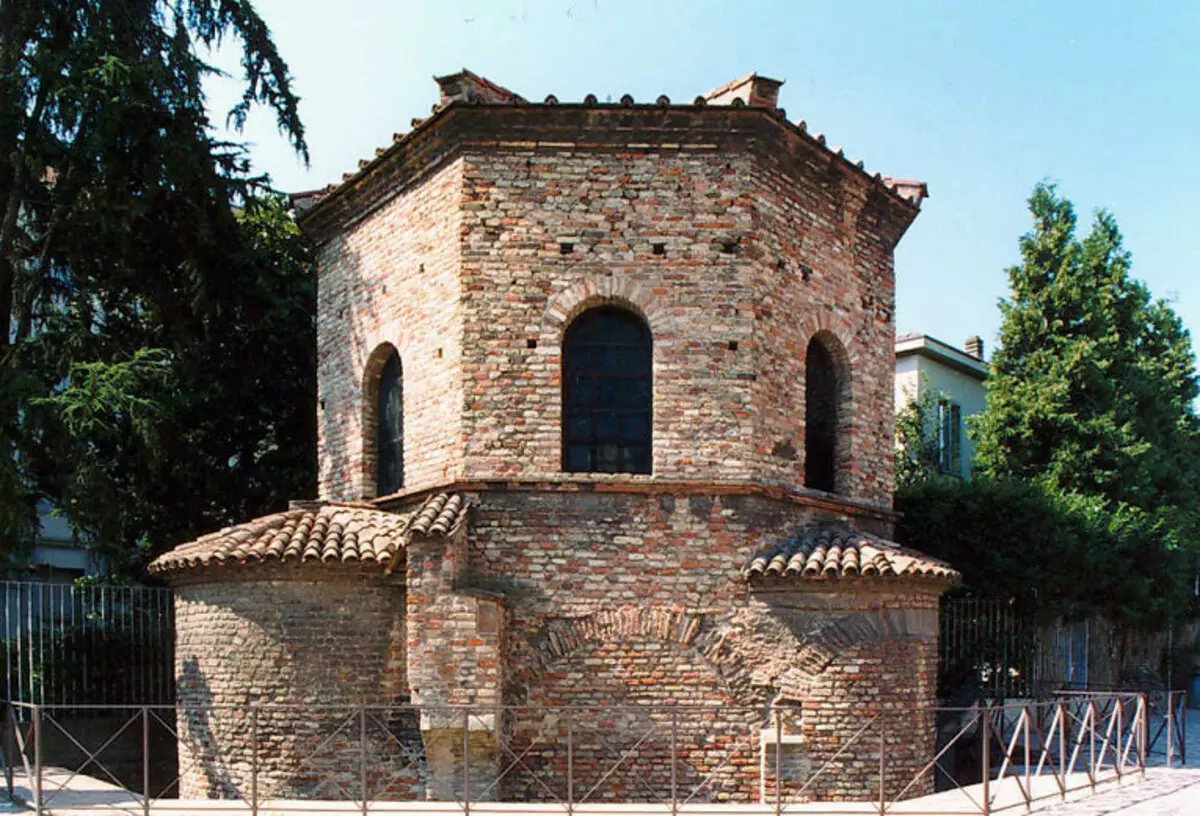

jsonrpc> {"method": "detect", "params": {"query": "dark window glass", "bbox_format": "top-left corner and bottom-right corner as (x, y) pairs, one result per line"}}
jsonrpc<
(376, 351), (404, 496)
(937, 400), (962, 475)
(563, 307), (652, 474)
(804, 338), (838, 492)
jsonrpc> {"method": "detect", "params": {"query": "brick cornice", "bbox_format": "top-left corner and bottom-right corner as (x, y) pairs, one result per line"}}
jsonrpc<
(375, 475), (897, 524)
(297, 103), (921, 246)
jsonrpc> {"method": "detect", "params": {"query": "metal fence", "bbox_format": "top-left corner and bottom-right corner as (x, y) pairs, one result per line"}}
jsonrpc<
(1, 582), (175, 708)
(0, 691), (1183, 815)
(941, 596), (1040, 699)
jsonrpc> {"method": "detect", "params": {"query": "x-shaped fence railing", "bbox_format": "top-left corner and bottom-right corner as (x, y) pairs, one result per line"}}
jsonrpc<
(1, 692), (1186, 816)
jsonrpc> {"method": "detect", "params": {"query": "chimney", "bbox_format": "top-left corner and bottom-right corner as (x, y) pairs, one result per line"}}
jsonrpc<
(704, 73), (784, 109)
(964, 336), (984, 360)
(433, 69), (525, 107)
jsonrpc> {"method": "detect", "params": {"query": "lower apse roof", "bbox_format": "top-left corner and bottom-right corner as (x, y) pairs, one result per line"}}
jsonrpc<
(148, 492), (468, 575)
(744, 525), (960, 584)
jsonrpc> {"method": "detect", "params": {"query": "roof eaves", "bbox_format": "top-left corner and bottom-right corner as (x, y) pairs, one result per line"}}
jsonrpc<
(299, 101), (923, 229)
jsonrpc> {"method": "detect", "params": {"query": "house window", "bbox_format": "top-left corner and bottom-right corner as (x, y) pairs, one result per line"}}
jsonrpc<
(937, 399), (962, 475)
(563, 306), (652, 474)
(376, 350), (404, 496)
(804, 337), (839, 492)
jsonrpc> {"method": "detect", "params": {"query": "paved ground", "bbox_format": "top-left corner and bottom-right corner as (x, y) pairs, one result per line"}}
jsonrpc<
(1031, 768), (1200, 815)
(1028, 708), (1200, 815)
(4, 708), (1197, 815)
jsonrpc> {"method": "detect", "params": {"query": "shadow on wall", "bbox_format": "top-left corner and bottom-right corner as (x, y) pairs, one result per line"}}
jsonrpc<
(179, 657), (237, 798)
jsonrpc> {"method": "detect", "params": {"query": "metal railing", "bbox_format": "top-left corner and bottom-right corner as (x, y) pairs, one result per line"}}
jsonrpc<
(941, 597), (1040, 699)
(2, 581), (175, 708)
(1, 691), (1183, 815)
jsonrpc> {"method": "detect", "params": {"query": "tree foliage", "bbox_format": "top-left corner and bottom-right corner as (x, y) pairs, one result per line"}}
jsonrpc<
(898, 182), (1200, 629)
(0, 1), (315, 572)
(973, 183), (1200, 512)
(894, 380), (946, 489)
(897, 477), (1194, 627)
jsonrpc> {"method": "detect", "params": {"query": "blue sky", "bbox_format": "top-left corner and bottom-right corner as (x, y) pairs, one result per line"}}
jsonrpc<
(206, 0), (1200, 359)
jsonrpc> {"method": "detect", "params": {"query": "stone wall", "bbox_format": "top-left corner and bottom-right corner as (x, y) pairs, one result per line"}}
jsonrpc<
(171, 564), (414, 800)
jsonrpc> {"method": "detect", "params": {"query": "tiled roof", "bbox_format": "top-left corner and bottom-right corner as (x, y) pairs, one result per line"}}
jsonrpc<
(149, 493), (469, 575)
(744, 526), (959, 584)
(297, 70), (926, 223)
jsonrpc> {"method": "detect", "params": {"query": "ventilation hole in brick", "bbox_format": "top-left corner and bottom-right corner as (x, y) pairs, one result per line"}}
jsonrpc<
(527, 339), (538, 350)
(560, 243), (574, 255)
(721, 241), (739, 255)
(418, 263), (424, 274)
(728, 341), (739, 351)
(436, 348), (443, 359)
(652, 243), (666, 256)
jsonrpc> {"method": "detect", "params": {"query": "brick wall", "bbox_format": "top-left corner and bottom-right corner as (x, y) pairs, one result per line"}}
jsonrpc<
(465, 487), (941, 802)
(315, 159), (466, 501)
(171, 565), (415, 800)
(309, 106), (916, 512)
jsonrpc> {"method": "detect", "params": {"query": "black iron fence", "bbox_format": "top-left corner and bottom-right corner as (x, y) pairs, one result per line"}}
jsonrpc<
(0, 691), (1184, 815)
(940, 596), (1040, 700)
(2, 582), (175, 708)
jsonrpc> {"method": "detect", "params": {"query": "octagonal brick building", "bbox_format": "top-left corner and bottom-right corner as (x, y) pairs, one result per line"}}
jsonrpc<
(151, 70), (959, 804)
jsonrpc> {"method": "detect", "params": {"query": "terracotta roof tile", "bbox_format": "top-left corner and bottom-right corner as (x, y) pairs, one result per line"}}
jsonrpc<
(744, 526), (959, 584)
(149, 492), (469, 575)
(300, 72), (924, 230)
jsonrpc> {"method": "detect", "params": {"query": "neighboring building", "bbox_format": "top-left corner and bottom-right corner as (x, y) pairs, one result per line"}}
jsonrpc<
(151, 70), (959, 804)
(5, 502), (98, 582)
(894, 333), (988, 479)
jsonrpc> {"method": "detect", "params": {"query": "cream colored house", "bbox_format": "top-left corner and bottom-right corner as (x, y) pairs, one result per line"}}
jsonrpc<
(894, 333), (988, 478)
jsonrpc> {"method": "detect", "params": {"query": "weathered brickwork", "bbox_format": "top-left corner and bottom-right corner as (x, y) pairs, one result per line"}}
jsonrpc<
(158, 71), (951, 807)
(311, 102), (918, 511)
(316, 159), (466, 501)
(170, 565), (412, 800)
(464, 487), (943, 802)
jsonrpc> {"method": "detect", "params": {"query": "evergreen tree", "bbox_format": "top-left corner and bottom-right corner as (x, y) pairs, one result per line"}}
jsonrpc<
(968, 182), (1200, 625)
(974, 183), (1200, 511)
(0, 1), (314, 570)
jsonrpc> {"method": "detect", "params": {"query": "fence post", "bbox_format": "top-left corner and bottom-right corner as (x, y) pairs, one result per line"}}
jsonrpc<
(32, 704), (41, 816)
(1057, 701), (1066, 800)
(878, 721), (886, 816)
(1181, 693), (1188, 766)
(566, 711), (573, 816)
(1114, 699), (1123, 783)
(142, 706), (150, 816)
(670, 712), (678, 816)
(250, 704), (258, 816)
(462, 708), (471, 816)
(1023, 705), (1031, 812)
(1088, 700), (1096, 792)
(360, 705), (368, 816)
(774, 707), (782, 816)
(981, 705), (990, 816)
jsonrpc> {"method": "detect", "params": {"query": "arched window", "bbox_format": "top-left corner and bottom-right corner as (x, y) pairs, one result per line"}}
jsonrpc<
(563, 306), (652, 474)
(375, 350), (404, 496)
(804, 337), (839, 492)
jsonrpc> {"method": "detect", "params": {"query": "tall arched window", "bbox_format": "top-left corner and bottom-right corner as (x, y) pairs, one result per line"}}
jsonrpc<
(563, 306), (652, 474)
(804, 337), (839, 492)
(375, 350), (404, 496)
